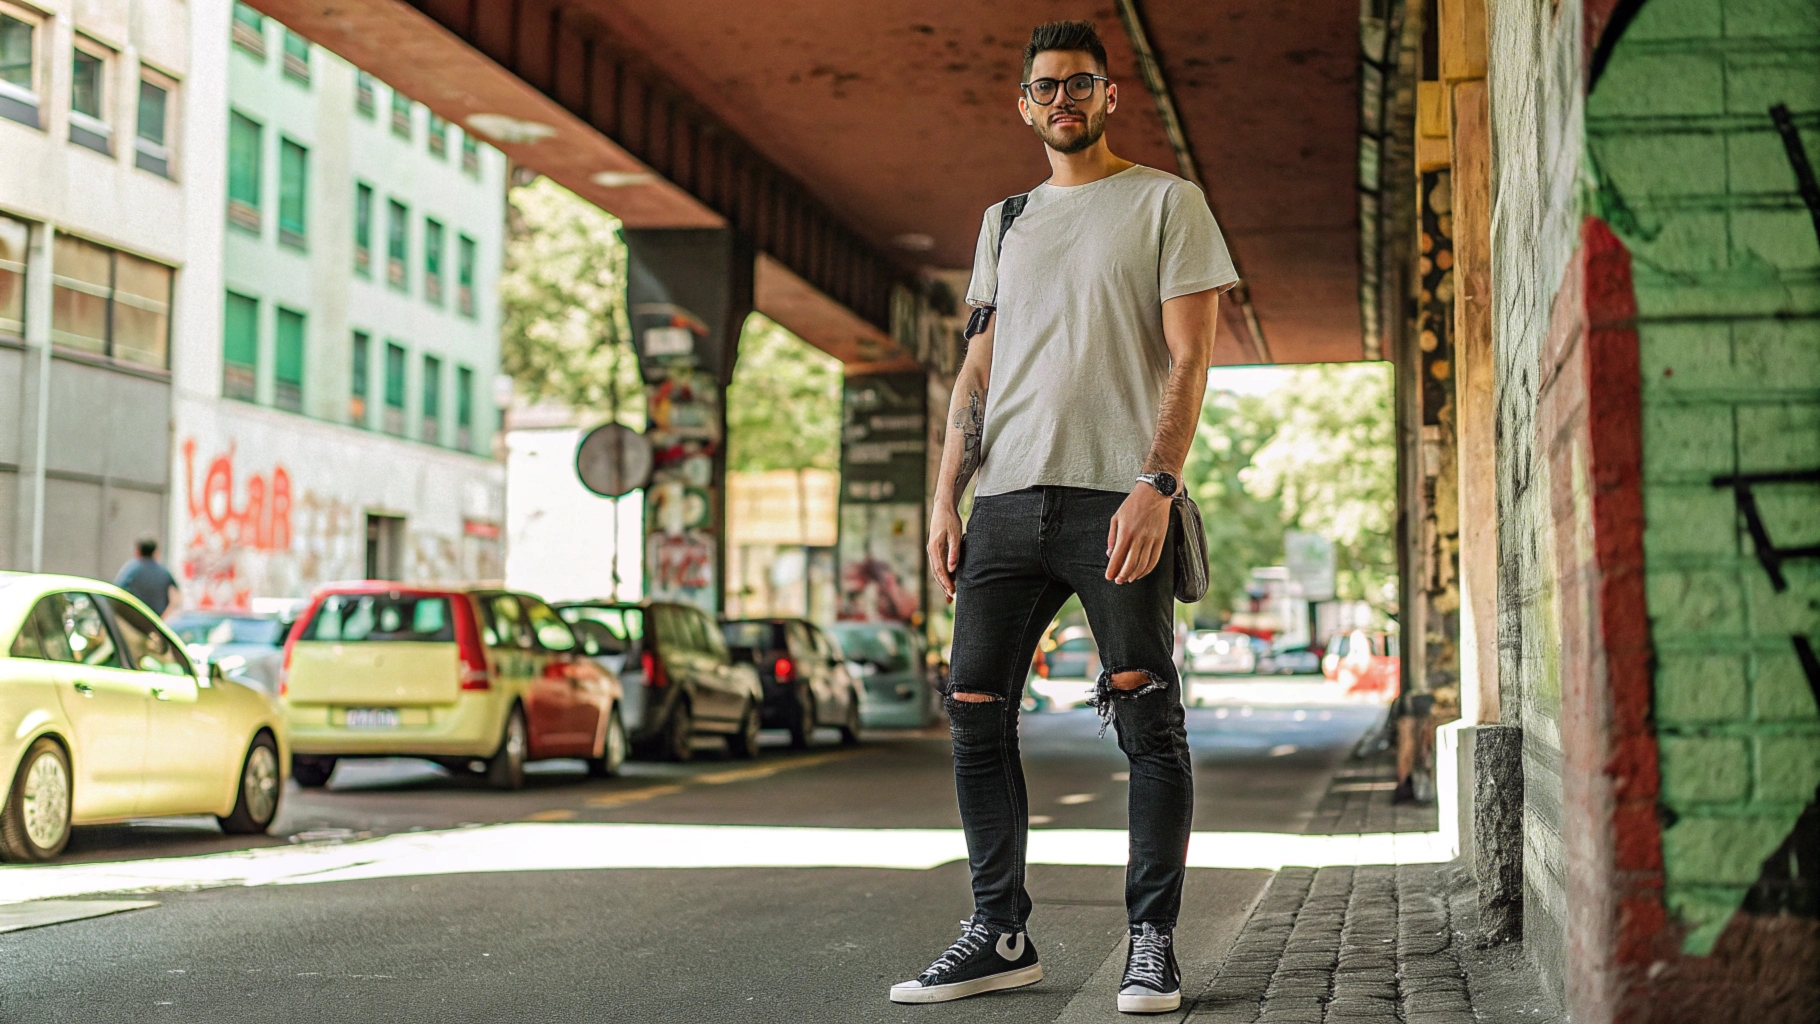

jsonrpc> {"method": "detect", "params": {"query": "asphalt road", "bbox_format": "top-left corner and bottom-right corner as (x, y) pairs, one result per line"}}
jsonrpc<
(1, 677), (1385, 1023)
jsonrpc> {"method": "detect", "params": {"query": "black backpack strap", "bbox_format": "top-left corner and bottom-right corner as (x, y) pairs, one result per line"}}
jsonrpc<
(963, 193), (1030, 340)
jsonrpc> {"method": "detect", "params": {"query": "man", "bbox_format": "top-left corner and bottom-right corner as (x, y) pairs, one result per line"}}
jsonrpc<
(115, 538), (181, 617)
(889, 20), (1235, 1015)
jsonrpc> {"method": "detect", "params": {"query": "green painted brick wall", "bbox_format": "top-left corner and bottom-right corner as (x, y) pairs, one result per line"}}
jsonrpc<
(1588, 0), (1820, 956)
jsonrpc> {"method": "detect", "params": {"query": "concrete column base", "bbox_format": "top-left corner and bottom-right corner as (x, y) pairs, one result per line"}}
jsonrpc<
(1436, 721), (1524, 945)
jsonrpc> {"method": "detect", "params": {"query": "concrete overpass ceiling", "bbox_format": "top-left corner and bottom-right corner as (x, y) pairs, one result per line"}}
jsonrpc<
(257, 1), (1362, 366)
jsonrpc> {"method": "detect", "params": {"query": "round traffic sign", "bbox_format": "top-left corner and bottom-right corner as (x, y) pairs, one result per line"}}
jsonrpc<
(575, 422), (654, 498)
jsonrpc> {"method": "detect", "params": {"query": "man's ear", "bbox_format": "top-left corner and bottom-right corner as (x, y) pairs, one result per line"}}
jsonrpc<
(1106, 82), (1118, 114)
(1018, 94), (1033, 126)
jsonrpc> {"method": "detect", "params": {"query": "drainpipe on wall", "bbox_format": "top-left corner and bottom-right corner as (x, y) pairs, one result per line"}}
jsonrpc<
(25, 221), (54, 573)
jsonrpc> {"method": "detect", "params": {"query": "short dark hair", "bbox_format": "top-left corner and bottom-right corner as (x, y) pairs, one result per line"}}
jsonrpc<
(137, 538), (159, 557)
(1022, 20), (1108, 81)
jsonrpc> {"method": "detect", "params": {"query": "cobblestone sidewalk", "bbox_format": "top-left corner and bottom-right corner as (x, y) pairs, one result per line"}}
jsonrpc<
(1185, 746), (1561, 1024)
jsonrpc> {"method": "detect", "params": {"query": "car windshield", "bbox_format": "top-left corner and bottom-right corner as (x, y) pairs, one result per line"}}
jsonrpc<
(168, 614), (287, 646)
(558, 605), (643, 642)
(722, 621), (782, 651)
(303, 593), (454, 642)
(830, 625), (910, 670)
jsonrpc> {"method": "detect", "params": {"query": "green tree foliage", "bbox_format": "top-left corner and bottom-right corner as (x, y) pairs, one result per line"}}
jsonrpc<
(1183, 362), (1398, 620)
(725, 315), (843, 473)
(1246, 364), (1398, 609)
(1183, 391), (1282, 623)
(499, 177), (642, 419)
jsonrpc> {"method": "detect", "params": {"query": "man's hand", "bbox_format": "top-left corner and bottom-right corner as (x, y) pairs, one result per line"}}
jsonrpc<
(929, 504), (965, 601)
(1106, 485), (1172, 584)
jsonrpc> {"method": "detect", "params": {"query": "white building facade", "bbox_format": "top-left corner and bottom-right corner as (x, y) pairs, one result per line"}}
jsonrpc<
(174, 4), (508, 607)
(1, 0), (226, 580)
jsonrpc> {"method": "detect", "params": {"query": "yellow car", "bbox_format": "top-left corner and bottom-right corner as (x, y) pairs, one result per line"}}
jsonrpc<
(282, 583), (623, 790)
(0, 573), (289, 862)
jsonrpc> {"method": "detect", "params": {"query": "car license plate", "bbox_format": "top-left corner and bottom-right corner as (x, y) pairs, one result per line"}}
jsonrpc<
(344, 707), (400, 729)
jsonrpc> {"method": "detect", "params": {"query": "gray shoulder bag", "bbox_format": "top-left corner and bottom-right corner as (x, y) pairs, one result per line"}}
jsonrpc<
(965, 192), (1212, 605)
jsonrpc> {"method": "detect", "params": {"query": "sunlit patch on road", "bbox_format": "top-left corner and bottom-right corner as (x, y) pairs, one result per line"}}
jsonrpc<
(0, 821), (1450, 904)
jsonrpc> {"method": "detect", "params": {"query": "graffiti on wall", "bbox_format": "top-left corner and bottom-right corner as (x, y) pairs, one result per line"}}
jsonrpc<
(181, 438), (294, 608)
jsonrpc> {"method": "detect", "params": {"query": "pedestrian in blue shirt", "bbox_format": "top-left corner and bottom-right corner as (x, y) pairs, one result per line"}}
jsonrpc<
(114, 538), (181, 617)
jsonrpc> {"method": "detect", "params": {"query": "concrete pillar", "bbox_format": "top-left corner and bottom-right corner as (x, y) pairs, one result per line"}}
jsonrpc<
(622, 228), (754, 615)
(837, 372), (927, 626)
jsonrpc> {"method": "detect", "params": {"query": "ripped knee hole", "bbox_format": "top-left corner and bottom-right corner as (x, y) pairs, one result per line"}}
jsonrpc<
(949, 691), (999, 703)
(1109, 670), (1154, 692)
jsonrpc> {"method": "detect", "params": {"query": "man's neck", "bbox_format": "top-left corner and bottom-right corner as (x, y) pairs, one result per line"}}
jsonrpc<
(1043, 139), (1133, 188)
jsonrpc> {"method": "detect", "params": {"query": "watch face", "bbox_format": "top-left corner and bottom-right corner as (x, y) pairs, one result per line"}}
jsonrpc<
(1145, 473), (1178, 496)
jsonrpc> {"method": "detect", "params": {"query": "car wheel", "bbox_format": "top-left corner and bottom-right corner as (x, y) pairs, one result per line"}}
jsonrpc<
(839, 692), (863, 747)
(0, 738), (72, 863)
(660, 699), (694, 763)
(588, 712), (628, 778)
(218, 734), (282, 835)
(486, 706), (528, 791)
(787, 688), (816, 750)
(291, 755), (337, 788)
(726, 701), (762, 760)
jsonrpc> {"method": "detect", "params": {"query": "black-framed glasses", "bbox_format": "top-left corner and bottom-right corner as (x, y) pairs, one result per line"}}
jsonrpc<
(1020, 73), (1108, 106)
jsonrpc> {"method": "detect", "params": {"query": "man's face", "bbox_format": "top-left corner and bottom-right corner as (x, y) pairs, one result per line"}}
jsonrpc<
(1020, 49), (1116, 155)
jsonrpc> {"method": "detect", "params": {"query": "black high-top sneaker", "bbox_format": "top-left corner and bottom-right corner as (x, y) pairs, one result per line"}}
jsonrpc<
(1118, 922), (1182, 1013)
(889, 917), (1043, 1004)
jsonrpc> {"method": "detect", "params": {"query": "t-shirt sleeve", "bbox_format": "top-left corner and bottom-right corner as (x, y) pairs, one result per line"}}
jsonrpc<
(964, 205), (1002, 309)
(1158, 181), (1239, 303)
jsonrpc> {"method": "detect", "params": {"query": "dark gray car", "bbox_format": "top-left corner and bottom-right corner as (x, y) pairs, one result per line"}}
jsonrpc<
(722, 618), (862, 749)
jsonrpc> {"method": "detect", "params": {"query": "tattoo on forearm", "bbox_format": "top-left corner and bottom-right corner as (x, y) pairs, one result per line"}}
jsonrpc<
(953, 389), (985, 491)
(1143, 361), (1205, 477)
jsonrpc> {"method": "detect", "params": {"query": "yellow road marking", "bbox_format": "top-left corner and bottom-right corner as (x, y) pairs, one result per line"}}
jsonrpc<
(522, 809), (578, 822)
(584, 784), (686, 809)
(692, 750), (863, 786)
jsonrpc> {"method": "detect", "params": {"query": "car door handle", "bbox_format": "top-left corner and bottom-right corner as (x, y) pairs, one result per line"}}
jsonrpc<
(73, 681), (94, 697)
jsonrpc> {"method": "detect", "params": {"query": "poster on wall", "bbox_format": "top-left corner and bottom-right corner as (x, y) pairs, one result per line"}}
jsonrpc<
(838, 503), (923, 623)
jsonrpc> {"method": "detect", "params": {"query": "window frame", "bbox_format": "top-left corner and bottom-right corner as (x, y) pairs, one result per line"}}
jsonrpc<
(231, 3), (267, 59)
(227, 109), (263, 233)
(353, 181), (373, 276)
(273, 305), (305, 412)
(389, 90), (411, 140)
(382, 340), (407, 435)
(277, 136), (308, 249)
(456, 364), (474, 451)
(421, 352), (441, 444)
(223, 290), (258, 401)
(457, 233), (476, 317)
(0, 4), (45, 130)
(385, 199), (408, 291)
(354, 71), (375, 116)
(51, 234), (173, 370)
(280, 28), (310, 84)
(350, 329), (370, 427)
(134, 65), (178, 178)
(68, 37), (113, 156)
(422, 217), (443, 305)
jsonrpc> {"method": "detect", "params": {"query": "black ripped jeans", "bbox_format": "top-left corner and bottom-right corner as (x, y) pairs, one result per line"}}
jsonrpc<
(946, 486), (1194, 932)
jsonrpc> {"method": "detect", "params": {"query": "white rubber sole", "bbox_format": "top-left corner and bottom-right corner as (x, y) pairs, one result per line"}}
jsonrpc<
(1117, 988), (1182, 1014)
(889, 963), (1044, 1003)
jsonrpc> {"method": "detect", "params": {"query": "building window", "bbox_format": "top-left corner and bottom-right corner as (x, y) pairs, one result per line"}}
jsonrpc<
(281, 29), (309, 84)
(52, 235), (172, 368)
(0, 214), (28, 341)
(427, 113), (447, 158)
(421, 354), (441, 444)
(69, 43), (111, 155)
(274, 306), (304, 412)
(135, 73), (173, 177)
(389, 90), (411, 140)
(423, 218), (443, 305)
(231, 3), (266, 59)
(386, 199), (408, 290)
(353, 182), (372, 277)
(0, 10), (42, 129)
(350, 330), (370, 426)
(456, 365), (474, 451)
(383, 341), (406, 435)
(354, 71), (375, 117)
(461, 133), (481, 176)
(223, 291), (258, 401)
(457, 233), (476, 317)
(227, 111), (262, 233)
(278, 138), (308, 249)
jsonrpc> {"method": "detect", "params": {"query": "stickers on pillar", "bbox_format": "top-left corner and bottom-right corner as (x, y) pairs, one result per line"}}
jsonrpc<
(838, 503), (924, 624)
(647, 530), (715, 606)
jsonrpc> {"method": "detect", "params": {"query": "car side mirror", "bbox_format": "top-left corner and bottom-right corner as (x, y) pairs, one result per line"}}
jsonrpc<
(206, 660), (226, 686)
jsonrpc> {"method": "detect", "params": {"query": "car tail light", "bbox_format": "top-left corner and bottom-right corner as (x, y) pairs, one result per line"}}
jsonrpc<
(774, 656), (793, 683)
(642, 649), (668, 687)
(454, 596), (491, 691)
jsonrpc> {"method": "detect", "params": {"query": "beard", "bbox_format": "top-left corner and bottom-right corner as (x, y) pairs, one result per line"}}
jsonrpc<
(1033, 107), (1107, 154)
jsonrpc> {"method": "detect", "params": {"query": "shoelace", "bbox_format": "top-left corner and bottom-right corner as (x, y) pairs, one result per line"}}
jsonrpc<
(1124, 924), (1174, 990)
(922, 919), (991, 982)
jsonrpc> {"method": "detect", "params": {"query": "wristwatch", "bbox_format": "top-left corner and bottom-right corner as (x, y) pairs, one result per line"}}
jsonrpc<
(1136, 472), (1179, 497)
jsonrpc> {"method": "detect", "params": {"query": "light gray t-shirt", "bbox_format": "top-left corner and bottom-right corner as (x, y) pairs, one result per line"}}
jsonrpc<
(964, 164), (1238, 497)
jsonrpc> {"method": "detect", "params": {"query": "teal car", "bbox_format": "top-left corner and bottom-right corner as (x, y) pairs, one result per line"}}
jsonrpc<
(829, 622), (936, 729)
